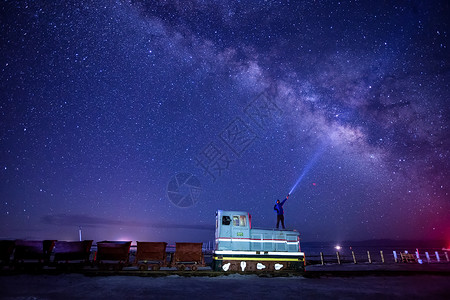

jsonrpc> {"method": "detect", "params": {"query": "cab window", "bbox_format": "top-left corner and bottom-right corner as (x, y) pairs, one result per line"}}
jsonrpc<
(232, 215), (247, 227)
(222, 216), (231, 225)
(239, 215), (247, 227)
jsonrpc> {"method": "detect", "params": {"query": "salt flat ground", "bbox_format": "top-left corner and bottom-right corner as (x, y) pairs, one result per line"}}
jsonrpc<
(1, 273), (449, 299)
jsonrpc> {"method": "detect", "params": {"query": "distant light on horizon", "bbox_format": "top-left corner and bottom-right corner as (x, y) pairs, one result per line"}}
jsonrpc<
(116, 237), (134, 243)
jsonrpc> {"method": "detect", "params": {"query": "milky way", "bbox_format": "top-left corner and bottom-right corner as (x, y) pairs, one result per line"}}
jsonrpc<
(1, 0), (449, 243)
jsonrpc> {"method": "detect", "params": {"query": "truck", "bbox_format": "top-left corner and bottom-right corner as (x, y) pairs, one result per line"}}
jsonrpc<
(212, 210), (305, 272)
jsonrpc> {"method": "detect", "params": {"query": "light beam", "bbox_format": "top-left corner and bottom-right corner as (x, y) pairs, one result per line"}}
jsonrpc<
(289, 145), (326, 195)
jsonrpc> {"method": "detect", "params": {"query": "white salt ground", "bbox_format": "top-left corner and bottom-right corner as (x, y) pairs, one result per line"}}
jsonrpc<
(1, 273), (449, 299)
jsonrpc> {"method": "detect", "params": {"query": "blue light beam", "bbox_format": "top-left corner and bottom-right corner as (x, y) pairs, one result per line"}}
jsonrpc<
(289, 146), (326, 195)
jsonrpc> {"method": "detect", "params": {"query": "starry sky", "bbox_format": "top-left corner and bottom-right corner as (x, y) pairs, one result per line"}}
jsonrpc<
(1, 0), (449, 244)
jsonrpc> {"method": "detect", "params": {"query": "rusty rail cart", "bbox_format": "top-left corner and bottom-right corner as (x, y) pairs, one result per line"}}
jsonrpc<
(53, 240), (93, 268)
(134, 242), (168, 270)
(170, 242), (205, 271)
(14, 240), (56, 270)
(0, 240), (15, 267)
(95, 241), (131, 270)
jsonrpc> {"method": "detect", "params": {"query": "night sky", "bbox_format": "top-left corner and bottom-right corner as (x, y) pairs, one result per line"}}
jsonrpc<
(1, 0), (449, 244)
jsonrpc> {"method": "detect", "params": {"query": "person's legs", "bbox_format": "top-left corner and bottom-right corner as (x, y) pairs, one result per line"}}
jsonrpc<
(276, 215), (281, 228)
(281, 215), (285, 229)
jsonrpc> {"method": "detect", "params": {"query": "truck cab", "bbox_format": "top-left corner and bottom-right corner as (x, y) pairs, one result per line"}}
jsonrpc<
(215, 210), (251, 250)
